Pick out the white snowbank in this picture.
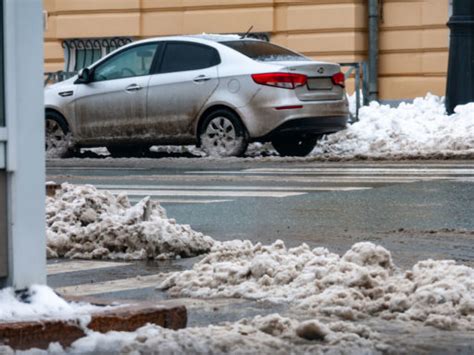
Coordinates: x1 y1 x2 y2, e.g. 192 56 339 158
313 94 474 159
160 240 474 331
0 285 99 324
20 314 385 354
46 183 214 260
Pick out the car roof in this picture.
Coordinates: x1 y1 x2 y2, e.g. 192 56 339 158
130 34 262 46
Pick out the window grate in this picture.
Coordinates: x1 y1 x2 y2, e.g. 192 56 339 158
62 37 133 72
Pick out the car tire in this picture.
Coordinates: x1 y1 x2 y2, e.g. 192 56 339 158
107 145 149 157
199 109 248 157
45 111 75 158
271 136 318 157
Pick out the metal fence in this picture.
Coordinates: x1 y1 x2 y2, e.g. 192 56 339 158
340 61 369 122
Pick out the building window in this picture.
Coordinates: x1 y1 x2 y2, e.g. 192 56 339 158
62 37 133 72
449 0 453 17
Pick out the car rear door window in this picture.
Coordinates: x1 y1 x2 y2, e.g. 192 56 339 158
222 40 307 62
93 43 159 81
159 42 220 74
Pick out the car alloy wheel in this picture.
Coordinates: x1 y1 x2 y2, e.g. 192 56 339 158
200 109 248 157
45 113 74 158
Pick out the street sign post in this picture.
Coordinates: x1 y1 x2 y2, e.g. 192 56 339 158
0 0 45 289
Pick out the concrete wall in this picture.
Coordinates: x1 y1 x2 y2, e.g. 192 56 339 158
43 0 450 100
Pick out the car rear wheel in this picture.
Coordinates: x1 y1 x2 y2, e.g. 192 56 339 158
271 136 318 157
199 109 248 157
45 112 74 158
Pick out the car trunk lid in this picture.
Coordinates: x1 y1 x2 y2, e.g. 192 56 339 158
273 61 345 101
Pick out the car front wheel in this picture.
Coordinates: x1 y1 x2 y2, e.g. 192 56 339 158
45 112 74 158
271 136 318 157
199 109 248 157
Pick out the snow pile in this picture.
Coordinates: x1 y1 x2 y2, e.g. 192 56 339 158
160 241 474 330
0 285 99 324
313 94 474 159
26 314 385 354
46 183 214 260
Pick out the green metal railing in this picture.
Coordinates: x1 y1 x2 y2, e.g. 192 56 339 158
340 61 368 122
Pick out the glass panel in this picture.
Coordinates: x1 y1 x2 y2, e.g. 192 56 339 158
160 43 219 74
93 43 158 81
0 171 7 278
222 40 307 62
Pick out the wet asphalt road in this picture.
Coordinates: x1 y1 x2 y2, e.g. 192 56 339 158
45 158 474 353
47 158 474 268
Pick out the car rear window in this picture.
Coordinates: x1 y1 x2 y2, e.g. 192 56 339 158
221 40 307 62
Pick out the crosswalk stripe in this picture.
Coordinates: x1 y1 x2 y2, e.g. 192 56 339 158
129 198 234 204
186 170 474 176
46 173 433 184
244 168 474 176
55 274 165 296
179 174 442 182
102 189 307 198
97 184 372 192
47 261 132 275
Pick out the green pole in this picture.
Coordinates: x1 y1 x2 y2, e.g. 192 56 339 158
445 0 474 114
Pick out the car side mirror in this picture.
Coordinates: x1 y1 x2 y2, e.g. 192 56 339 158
75 68 91 84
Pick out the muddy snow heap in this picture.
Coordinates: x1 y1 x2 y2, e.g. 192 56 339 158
160 240 474 331
46 183 214 260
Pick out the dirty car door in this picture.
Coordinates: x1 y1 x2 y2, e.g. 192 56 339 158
74 43 159 143
146 41 219 143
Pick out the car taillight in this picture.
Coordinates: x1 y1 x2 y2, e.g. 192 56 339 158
331 72 345 87
251 73 307 89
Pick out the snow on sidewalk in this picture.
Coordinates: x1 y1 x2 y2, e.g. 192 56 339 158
0 285 99 324
159 240 474 331
312 94 474 159
46 183 214 260
7 314 386 355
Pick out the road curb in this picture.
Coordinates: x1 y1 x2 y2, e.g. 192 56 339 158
0 302 187 350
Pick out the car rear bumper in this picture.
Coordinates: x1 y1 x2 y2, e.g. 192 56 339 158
260 115 348 140
236 88 350 138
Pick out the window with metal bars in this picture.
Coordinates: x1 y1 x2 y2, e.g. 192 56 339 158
62 37 133 72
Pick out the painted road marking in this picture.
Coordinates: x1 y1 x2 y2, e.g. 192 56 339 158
99 189 307 198
46 173 434 184
129 198 234 204
243 168 474 175
98 184 373 192
187 169 474 176
55 274 165 296
47 260 133 275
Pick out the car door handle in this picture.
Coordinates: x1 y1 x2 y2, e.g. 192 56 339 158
193 75 211 83
125 84 143 92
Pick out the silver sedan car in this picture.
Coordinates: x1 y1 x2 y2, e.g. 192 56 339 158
45 35 349 157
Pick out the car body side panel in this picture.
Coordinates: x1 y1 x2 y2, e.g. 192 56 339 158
73 75 150 144
146 66 219 144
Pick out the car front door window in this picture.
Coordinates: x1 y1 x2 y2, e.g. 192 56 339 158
93 43 158 81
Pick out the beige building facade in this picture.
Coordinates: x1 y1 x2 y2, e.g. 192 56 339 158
43 0 451 100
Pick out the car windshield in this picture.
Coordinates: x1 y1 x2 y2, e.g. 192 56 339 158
221 40 307 62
